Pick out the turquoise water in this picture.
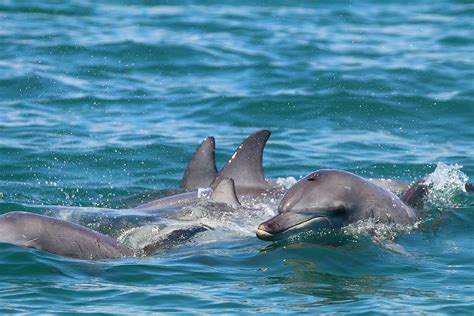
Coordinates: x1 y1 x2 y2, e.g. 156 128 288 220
1 0 474 314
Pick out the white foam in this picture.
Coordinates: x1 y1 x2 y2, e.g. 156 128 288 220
424 162 469 208
342 218 419 241
197 187 213 199
275 176 297 189
425 162 468 192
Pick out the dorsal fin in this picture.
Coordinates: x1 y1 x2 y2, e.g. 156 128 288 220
180 137 218 191
211 130 271 195
401 178 430 209
210 178 240 207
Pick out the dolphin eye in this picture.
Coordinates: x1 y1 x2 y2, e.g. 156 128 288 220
307 173 319 181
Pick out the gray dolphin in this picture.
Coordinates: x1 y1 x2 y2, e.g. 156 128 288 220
256 169 422 241
0 212 133 260
0 175 242 260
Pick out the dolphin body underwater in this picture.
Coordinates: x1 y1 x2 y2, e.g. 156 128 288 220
0 130 277 260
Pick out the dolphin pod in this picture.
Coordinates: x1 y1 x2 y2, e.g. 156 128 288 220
0 130 273 260
0 130 472 259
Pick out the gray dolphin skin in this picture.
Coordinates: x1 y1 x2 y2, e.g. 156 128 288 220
210 177 241 207
0 212 132 260
256 169 419 241
211 129 272 196
180 136 218 191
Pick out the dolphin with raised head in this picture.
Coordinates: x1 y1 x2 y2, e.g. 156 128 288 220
256 169 424 241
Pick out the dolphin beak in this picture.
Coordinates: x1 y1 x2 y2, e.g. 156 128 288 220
256 212 312 241
256 211 335 241
256 225 276 241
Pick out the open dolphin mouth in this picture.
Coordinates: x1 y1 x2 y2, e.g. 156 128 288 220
256 213 334 241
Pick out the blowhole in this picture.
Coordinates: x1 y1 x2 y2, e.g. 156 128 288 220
307 178 315 181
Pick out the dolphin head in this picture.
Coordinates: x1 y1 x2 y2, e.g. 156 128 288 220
256 170 349 241
0 212 31 246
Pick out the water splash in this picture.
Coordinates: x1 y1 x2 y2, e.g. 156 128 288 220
342 218 419 241
424 162 469 208
197 187 213 199
275 176 297 189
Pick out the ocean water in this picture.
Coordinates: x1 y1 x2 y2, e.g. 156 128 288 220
1 0 473 314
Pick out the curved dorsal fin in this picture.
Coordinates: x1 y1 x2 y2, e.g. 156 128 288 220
180 137 218 191
211 130 271 194
210 177 240 207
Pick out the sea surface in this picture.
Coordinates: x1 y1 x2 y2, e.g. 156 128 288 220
1 0 473 314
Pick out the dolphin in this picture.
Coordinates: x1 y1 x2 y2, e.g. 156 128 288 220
0 175 242 259
0 212 133 260
0 173 248 260
256 169 423 241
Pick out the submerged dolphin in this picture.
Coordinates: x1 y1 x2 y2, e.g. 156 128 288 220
0 176 242 260
256 169 425 241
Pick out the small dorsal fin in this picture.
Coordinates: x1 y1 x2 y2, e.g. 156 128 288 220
401 178 430 209
211 130 271 194
210 178 241 207
180 137 218 191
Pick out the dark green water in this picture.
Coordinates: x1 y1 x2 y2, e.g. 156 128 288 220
1 0 473 314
